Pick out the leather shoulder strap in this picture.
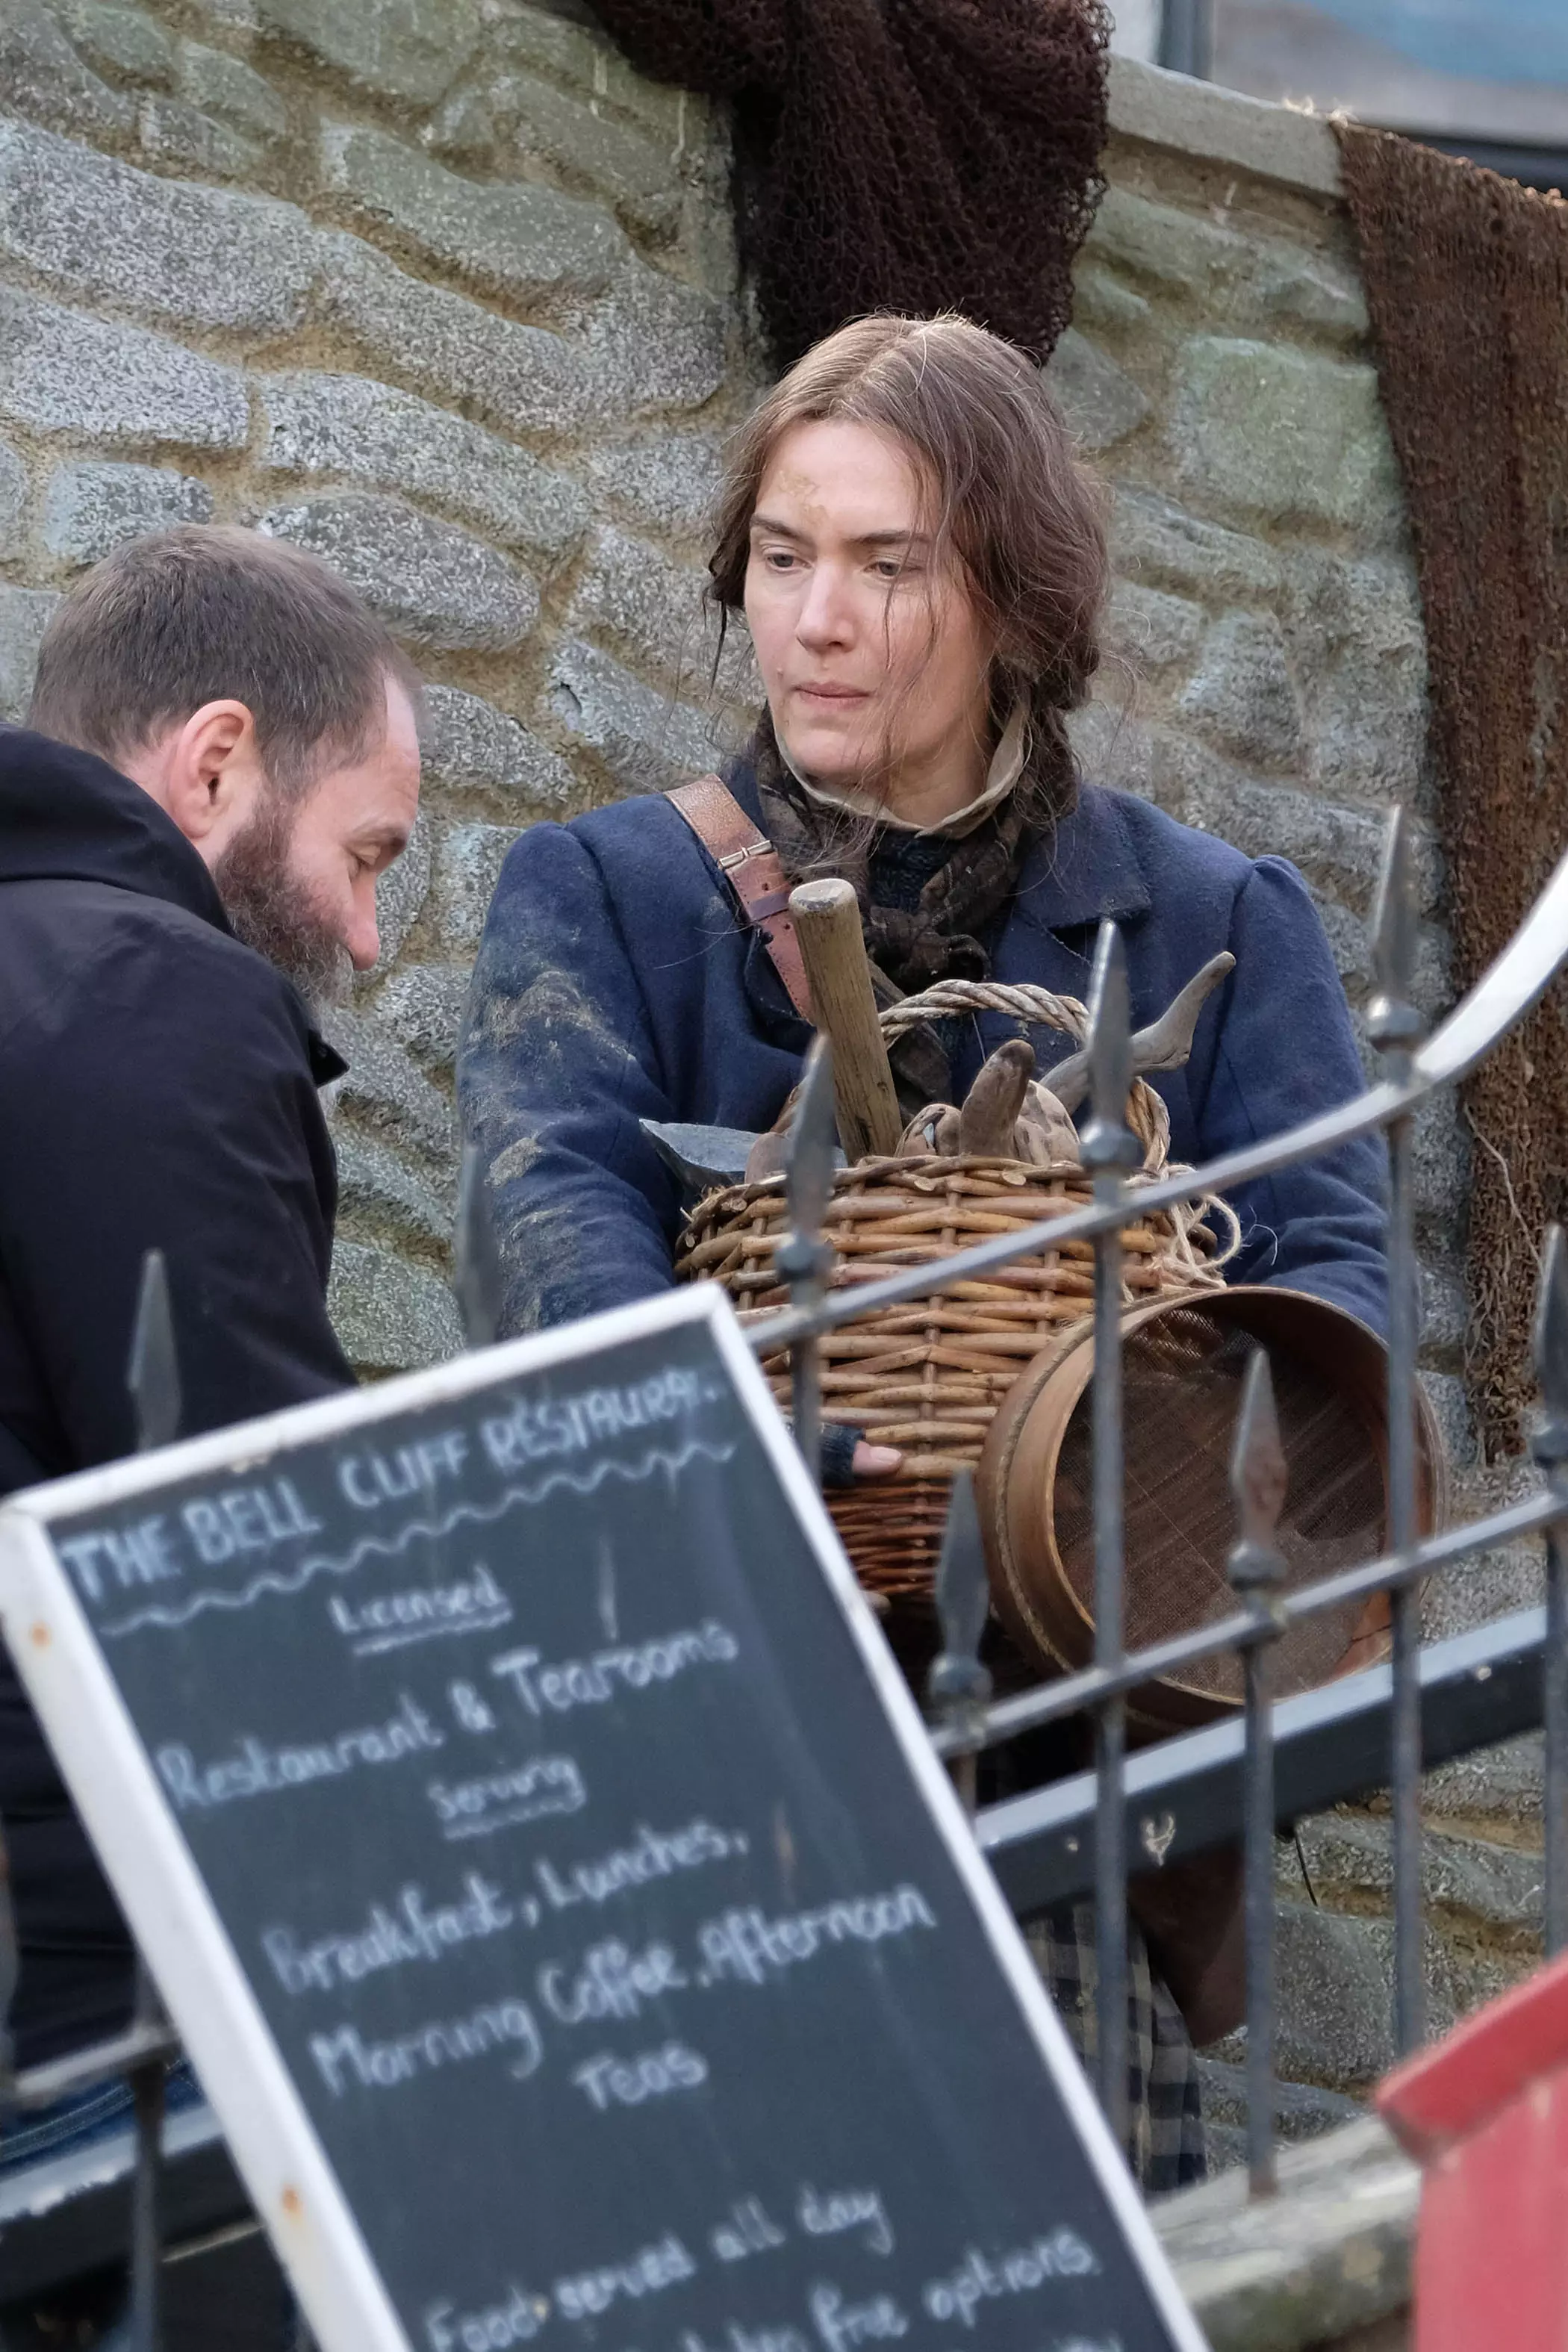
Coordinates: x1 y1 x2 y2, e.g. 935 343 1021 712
665 774 813 1023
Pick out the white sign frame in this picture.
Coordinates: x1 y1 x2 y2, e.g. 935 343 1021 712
0 1283 1206 2352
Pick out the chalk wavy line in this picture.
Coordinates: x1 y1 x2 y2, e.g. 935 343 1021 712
98 1439 739 1640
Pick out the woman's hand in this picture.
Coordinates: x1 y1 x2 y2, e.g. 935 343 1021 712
852 1441 902 1478
821 1429 902 1487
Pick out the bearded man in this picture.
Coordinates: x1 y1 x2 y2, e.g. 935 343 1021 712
0 524 420 2090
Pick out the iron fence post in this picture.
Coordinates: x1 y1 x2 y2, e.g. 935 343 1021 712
127 1960 166 2352
1079 921 1141 2150
1533 1227 1568 1956
777 1041 836 1490
453 1143 505 1350
1228 1350 1289 2197
125 1249 181 2352
926 1472 992 1817
1367 811 1428 2056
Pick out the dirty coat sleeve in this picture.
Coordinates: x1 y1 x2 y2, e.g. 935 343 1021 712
459 823 683 1337
1194 855 1390 1334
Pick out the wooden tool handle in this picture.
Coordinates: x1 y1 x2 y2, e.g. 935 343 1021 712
788 879 903 1162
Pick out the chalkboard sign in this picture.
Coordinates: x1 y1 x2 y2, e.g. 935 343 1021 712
0 1287 1201 2352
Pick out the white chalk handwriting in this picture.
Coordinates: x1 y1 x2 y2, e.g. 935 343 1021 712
93 1439 737 1640
60 1477 322 1605
489 1623 738 1720
339 1430 470 1512
535 1819 746 1914
429 1755 586 1843
695 1889 938 1988
330 1564 512 1657
479 1368 705 1475
570 2041 709 2111
710 2200 788 2264
423 2285 547 2352
553 2232 697 2322
919 2235 1101 2330
682 2324 807 2352
156 1693 444 1811
411 2195 1110 2352
261 1873 514 1997
309 1996 543 2097
797 2190 893 2261
539 1936 688 2026
809 2285 909 2352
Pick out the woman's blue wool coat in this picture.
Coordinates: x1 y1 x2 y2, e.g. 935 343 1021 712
458 759 1390 1342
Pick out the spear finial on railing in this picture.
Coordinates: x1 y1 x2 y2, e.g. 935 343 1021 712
785 1036 836 1245
777 1039 836 1488
1534 1226 1568 1956
1534 1225 1568 1443
1230 1349 1288 1585
453 1143 504 1351
128 1250 181 1456
927 1471 993 1815
1228 1345 1288 2200
1080 920 1139 1175
1368 806 1425 1060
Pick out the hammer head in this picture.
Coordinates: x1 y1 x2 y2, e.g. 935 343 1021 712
643 1116 847 1204
641 1119 762 1200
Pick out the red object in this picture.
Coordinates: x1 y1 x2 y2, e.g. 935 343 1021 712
1378 1948 1568 2352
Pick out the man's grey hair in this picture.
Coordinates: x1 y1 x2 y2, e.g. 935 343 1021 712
28 524 423 793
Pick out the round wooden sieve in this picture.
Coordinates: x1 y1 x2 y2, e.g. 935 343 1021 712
977 1286 1449 1732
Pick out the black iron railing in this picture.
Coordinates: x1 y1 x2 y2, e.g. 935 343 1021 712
0 802 1564 2336
757 804 1568 2199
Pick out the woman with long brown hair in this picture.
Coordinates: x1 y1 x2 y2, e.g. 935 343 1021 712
459 314 1387 2188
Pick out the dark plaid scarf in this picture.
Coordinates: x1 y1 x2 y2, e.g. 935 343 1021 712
751 716 1039 1108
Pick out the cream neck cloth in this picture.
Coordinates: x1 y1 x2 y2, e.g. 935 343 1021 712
779 703 1029 839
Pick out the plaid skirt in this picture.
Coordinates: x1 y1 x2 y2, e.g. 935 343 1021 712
1024 1903 1206 2197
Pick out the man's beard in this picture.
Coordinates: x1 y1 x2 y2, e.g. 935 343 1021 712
212 797 352 1014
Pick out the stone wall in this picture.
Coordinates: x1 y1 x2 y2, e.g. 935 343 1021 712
0 2 1546 2155
1060 85 1461 1443
0 0 763 1372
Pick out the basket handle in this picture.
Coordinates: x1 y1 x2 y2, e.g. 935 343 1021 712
878 977 1176 1172
878 979 1089 1045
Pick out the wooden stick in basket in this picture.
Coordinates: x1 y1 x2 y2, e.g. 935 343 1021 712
788 878 903 1163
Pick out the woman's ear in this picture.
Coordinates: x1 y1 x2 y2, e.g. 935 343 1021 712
161 700 264 850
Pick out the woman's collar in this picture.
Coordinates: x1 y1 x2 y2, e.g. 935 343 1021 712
780 703 1029 839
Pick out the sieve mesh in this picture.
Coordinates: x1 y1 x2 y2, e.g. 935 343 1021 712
1051 1308 1384 1702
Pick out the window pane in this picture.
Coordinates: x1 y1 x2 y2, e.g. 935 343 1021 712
1212 0 1568 140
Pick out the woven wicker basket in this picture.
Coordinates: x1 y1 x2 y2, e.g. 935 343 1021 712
675 980 1236 1605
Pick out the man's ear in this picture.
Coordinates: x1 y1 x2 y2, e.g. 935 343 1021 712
161 700 264 849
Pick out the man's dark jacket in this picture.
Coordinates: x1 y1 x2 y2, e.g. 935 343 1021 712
0 726 352 2068
460 759 1389 1339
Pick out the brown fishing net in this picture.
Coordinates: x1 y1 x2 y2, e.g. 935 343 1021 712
1334 124 1568 1456
585 0 1111 366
